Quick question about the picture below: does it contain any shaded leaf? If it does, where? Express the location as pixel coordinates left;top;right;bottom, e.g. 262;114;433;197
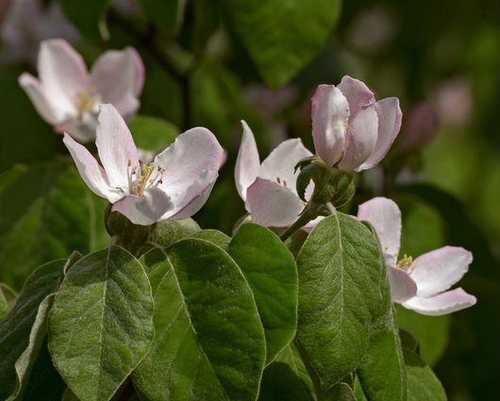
129;115;179;157
49;246;154;401
404;349;447;401
60;0;111;41
229;223;298;364
258;362;314;401
138;0;186;36
133;239;266;401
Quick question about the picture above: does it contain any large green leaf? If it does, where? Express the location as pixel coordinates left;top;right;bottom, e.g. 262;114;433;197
0;259;66;400
258;362;314;401
60;0;111;41
48;246;154;401
296;212;387;390
132;239;266;401
404;350;447;401
0;161;108;289
229;223;298;364
190;229;231;249
222;0;342;87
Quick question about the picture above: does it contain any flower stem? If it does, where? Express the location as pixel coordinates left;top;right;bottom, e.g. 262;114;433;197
280;203;320;241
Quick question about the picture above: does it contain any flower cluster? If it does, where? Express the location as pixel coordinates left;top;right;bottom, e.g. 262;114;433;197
19;41;475;316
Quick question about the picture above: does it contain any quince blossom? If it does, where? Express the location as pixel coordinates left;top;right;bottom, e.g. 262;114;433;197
64;104;225;225
235;121;322;228
358;197;476;316
312;75;402;171
19;39;144;142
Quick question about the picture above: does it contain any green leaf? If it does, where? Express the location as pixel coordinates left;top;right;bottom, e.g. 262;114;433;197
0;161;109;289
274;345;314;393
404;349;447;401
48;246;154;401
258;362;314;401
60;0;111;41
0;259;66;400
138;0;186;36
296;212;387;389
222;0;342;87
327;383;357;401
357;224;407;401
132;239;266;401
190;229;231;249
128;115;179;156
229;223;298;364
0;283;16;320
147;218;201;249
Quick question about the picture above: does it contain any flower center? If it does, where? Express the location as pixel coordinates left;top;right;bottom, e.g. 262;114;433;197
397;254;413;270
129;161;165;197
76;91;100;116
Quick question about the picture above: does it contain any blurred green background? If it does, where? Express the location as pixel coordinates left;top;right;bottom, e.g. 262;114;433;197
1;1;499;400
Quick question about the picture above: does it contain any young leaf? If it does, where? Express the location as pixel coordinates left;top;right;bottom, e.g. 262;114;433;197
0;161;108;289
404;349;447;401
148;218;201;248
229;223;298;364
48;246;154;401
132;239;266;401
0;259;66;400
222;0;341;87
296;213;387;390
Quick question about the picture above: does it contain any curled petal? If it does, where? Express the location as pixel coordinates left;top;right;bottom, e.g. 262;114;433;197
168;181;216;221
235;121;260;201
389;267;418;303
112;189;172;226
19;73;68;125
95;104;139;191
63;133;121;203
91;47;144;117
339;105;379;171
337;75;375;117
311;85;349;166
259;138;312;194
358;97;402;170
246;178;305;228
155;127;224;214
357;197;401;266
402;288;476;316
38;39;88;114
409;246;473;298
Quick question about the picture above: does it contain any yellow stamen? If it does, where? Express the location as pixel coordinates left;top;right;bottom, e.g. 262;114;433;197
397;254;413;270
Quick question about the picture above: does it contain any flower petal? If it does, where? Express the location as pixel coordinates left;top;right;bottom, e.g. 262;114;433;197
19;73;68;125
95;104;139;191
38;39;88;114
91;47;144;117
409;246;473;298
259;138;312;194
311;84;349;166
359;97;402;170
357;197;401;266
63;133;121;202
112;188;172;225
339;105;379;171
246;178;305;228
402;288;476;316
154;127;224;215
389;267;418;303
168;181;216;220
235;121;260;201
337;75;375;117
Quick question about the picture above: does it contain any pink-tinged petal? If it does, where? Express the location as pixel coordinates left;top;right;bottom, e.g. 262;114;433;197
19;73;68;125
402;288;476;316
357;197;401;266
154;127;224;214
63;133;121;203
95;104;139;191
311;85;349;166
339;105;379;171
389;267;417;303
168;181;216;220
259;138;312;194
409;246;473;298
91;47;144;117
235;121;260;201
358;97;402;170
38;39;88;113
337;75;375;117
112;188;172;225
246;178;305;228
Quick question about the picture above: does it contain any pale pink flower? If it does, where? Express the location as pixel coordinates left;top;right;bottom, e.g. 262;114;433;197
358;197;476;316
19;39;144;142
64;104;225;225
311;75;402;172
235;121;322;229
